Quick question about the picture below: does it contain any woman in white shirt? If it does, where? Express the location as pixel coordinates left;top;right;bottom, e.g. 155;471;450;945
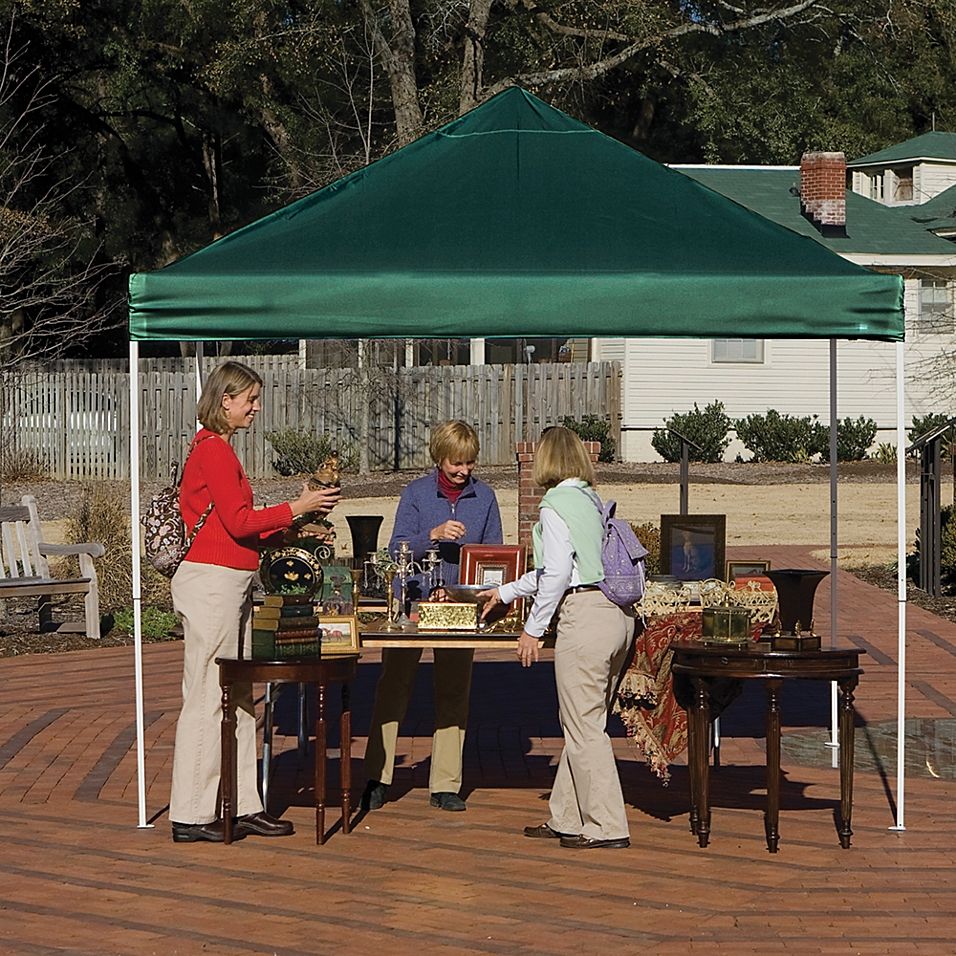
480;426;634;849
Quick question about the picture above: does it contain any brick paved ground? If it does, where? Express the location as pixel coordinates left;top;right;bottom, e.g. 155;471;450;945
1;545;955;954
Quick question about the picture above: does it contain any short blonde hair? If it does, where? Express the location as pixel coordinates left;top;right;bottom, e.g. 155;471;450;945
197;361;263;434
429;420;480;465
532;426;596;489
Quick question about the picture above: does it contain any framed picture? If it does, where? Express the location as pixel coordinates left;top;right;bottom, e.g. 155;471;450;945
659;514;726;582
459;544;526;588
726;559;771;582
318;562;354;614
318;614;360;654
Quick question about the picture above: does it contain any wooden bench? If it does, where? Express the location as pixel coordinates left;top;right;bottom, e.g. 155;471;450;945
0;494;105;640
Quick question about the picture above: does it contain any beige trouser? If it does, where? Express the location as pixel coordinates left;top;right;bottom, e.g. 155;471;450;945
169;561;263;825
547;589;634;841
364;647;474;794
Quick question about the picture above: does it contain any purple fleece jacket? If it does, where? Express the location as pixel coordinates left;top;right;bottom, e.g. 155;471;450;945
388;469;503;597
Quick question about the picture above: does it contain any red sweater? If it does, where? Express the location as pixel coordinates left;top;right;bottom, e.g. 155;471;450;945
180;429;293;571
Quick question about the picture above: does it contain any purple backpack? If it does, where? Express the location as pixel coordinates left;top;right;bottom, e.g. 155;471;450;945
595;499;648;607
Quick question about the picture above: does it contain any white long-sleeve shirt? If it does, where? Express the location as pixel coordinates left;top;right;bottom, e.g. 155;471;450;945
499;482;593;637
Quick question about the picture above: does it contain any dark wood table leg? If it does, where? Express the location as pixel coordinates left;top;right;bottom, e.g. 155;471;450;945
765;678;782;853
220;679;236;844
693;676;711;847
687;683;699;836
315;681;327;845
838;676;858;848
341;682;352;834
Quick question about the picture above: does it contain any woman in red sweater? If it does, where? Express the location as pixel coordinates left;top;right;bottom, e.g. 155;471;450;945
169;361;340;844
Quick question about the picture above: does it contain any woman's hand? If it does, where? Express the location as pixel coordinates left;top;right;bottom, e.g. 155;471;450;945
430;519;466;541
477;587;501;620
516;631;540;668
290;482;341;518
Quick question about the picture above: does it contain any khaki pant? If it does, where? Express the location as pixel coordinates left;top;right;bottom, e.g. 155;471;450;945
169;561;263;825
364;647;474;794
547;589;634;841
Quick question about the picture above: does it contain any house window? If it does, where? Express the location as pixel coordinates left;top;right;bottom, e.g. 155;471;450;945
712;339;765;364
917;279;954;333
894;171;913;202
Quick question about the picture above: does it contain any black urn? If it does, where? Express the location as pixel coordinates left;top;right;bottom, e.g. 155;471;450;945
766;568;829;635
345;515;384;570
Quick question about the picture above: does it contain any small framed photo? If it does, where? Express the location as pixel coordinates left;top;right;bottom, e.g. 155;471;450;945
459;545;526;587
726;559;771;582
659;514;726;582
318;614;360;655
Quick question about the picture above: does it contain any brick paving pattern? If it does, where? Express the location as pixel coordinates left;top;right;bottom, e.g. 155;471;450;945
1;546;954;954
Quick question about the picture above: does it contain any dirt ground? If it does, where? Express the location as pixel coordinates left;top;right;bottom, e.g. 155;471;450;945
3;459;953;654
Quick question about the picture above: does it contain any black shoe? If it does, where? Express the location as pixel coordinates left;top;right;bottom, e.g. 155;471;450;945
171;820;227;843
235;811;294;837
362;780;388;811
559;834;630;849
429;792;466;812
523;823;572;839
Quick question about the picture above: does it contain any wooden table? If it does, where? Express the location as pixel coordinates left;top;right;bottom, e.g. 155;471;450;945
216;654;359;845
671;641;863;853
361;625;525;649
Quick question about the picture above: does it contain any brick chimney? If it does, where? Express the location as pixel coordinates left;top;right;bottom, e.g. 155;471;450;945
516;439;601;559
799;151;847;236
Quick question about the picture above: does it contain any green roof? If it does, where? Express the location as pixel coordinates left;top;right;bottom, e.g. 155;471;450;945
905;182;956;231
129;88;903;343
848;131;956;167
676;166;954;256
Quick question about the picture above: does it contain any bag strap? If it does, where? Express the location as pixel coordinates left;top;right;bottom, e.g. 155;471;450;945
181;434;216;541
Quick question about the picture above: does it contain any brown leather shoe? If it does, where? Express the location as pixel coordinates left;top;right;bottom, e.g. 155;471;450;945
235;811;294;837
559;834;630;849
523;823;572;839
171;820;227;843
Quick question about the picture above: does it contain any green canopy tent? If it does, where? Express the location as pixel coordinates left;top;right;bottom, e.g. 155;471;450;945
126;87;908;832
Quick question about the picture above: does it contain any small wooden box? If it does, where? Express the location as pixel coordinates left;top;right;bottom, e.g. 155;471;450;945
417;602;478;631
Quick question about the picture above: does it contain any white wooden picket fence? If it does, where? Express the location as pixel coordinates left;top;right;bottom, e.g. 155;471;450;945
1;361;621;480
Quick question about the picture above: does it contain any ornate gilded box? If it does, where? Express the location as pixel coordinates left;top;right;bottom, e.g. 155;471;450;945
417;602;478;631
701;604;752;645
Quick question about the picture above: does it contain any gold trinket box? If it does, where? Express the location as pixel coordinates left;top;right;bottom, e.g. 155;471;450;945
418;602;477;631
701;604;752;645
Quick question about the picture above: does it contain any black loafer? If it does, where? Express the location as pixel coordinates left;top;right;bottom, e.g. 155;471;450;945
523;823;572;839
429;792;466;812
171;820;227;843
559;834;630;849
362;780;388;811
235;811;294;837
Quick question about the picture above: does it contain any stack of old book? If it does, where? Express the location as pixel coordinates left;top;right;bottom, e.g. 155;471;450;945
251;594;321;659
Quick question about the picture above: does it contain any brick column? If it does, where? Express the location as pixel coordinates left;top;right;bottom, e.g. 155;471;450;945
515;440;601;560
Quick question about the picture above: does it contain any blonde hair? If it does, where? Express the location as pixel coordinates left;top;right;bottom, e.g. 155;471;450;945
429;420;480;465
533;426;596;489
197;361;263;434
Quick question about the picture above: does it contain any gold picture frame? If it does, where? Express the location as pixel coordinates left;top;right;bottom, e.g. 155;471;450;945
726;559;771;582
318;614;360;655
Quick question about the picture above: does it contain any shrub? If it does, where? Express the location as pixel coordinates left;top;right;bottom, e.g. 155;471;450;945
910;413;955;458
651;402;731;463
873;442;897;464
734;409;822;463
811;415;878;463
0;446;48;481
265;428;356;476
630;521;660;576
68;482;170;615
112;606;179;639
560;415;616;462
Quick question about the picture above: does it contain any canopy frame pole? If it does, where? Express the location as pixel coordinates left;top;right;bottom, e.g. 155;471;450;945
827;340;840;768
129;340;151;828
891;340;907;831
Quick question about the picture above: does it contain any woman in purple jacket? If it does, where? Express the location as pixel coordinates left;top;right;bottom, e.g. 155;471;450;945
362;421;502;813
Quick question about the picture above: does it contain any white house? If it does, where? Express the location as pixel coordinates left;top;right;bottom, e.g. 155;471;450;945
592;142;956;461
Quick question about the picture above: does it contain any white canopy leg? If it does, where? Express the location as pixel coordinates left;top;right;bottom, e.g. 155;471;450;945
891;340;907;831
828;339;840;769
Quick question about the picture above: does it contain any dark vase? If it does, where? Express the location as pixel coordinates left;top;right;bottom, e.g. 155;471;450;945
345;515;384;570
766;568;829;634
